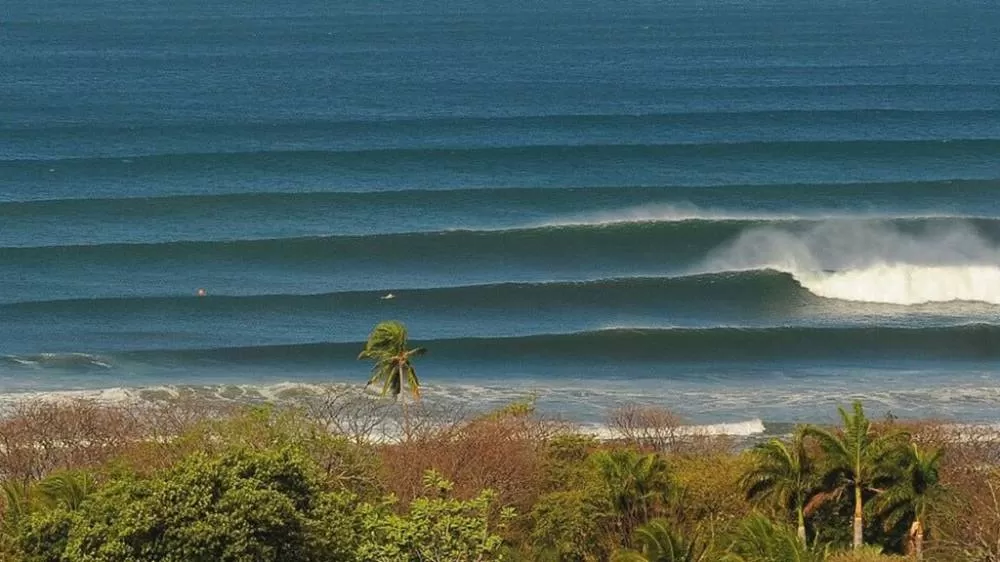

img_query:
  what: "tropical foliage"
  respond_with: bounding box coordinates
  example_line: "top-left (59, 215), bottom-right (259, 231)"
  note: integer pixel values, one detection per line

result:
top-left (613, 518), bottom-right (707, 562)
top-left (874, 444), bottom-right (944, 560)
top-left (802, 402), bottom-right (909, 549)
top-left (592, 450), bottom-right (673, 545)
top-left (740, 430), bottom-right (815, 543)
top-left (0, 395), bottom-right (974, 562)
top-left (723, 513), bottom-right (826, 562)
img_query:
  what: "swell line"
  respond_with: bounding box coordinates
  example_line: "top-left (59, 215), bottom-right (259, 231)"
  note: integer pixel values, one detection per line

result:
top-left (4, 108), bottom-right (998, 132)
top-left (115, 324), bottom-right (1000, 363)
top-left (4, 138), bottom-right (1000, 165)
top-left (5, 216), bottom-right (1000, 254)
top-left (2, 178), bottom-right (999, 209)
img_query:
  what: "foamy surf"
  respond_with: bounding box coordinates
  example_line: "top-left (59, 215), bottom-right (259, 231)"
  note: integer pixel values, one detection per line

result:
top-left (703, 218), bottom-right (1000, 305)
top-left (580, 418), bottom-right (766, 440)
top-left (792, 264), bottom-right (1000, 305)
top-left (1, 353), bottom-right (113, 370)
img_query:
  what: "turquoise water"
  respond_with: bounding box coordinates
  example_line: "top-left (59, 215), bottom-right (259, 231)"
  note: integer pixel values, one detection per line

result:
top-left (3, 0), bottom-right (1000, 428)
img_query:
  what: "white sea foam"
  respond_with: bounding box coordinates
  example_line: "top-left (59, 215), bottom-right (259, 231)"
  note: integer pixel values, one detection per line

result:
top-left (684, 418), bottom-right (766, 437)
top-left (1, 352), bottom-right (113, 369)
top-left (792, 264), bottom-right (1000, 305)
top-left (703, 219), bottom-right (1000, 305)
top-left (580, 418), bottom-right (766, 440)
top-left (542, 203), bottom-right (775, 226)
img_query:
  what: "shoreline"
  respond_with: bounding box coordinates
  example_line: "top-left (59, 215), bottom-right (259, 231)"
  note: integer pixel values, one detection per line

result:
top-left (4, 381), bottom-right (1000, 444)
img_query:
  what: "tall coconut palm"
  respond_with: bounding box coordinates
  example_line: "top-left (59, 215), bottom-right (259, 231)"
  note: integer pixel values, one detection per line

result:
top-left (592, 450), bottom-right (673, 545)
top-left (358, 320), bottom-right (426, 437)
top-left (740, 429), bottom-right (815, 544)
top-left (358, 320), bottom-right (425, 399)
top-left (875, 443), bottom-right (944, 560)
top-left (801, 401), bottom-right (908, 549)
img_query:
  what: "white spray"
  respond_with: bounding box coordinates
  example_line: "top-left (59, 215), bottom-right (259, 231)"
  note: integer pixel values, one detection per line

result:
top-left (703, 220), bottom-right (1000, 305)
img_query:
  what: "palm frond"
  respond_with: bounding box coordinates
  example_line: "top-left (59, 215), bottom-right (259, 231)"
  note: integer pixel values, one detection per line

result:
top-left (405, 365), bottom-right (421, 399)
top-left (723, 514), bottom-right (824, 562)
top-left (37, 471), bottom-right (95, 511)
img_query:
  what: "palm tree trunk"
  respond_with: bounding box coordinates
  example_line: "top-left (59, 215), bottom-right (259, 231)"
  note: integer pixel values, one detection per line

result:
top-left (401, 395), bottom-right (411, 442)
top-left (797, 506), bottom-right (807, 545)
top-left (852, 485), bottom-right (863, 549)
top-left (910, 519), bottom-right (924, 560)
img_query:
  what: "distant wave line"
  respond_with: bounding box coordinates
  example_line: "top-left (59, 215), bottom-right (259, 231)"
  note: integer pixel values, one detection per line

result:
top-left (4, 215), bottom-right (1000, 253)
top-left (2, 178), bottom-right (998, 208)
top-left (6, 264), bottom-right (1000, 310)
top-left (96, 324), bottom-right (1000, 363)
top-left (4, 138), bottom-right (1000, 165)
top-left (0, 271), bottom-right (792, 310)
top-left (4, 107), bottom-right (999, 134)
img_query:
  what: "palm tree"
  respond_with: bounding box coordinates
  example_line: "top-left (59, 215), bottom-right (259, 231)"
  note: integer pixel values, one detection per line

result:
top-left (592, 450), bottom-right (673, 545)
top-left (875, 443), bottom-right (944, 560)
top-left (1, 480), bottom-right (32, 533)
top-left (36, 471), bottom-right (96, 511)
top-left (801, 401), bottom-right (908, 549)
top-left (1, 472), bottom-right (95, 544)
top-left (613, 518), bottom-right (707, 562)
top-left (740, 430), bottom-right (815, 544)
top-left (723, 514), bottom-right (825, 562)
top-left (358, 320), bottom-right (426, 437)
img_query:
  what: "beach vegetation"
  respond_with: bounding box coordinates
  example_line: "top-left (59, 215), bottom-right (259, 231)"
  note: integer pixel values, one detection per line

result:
top-left (740, 429), bottom-right (816, 543)
top-left (722, 513), bottom-right (825, 562)
top-left (0, 395), bottom-right (990, 562)
top-left (358, 320), bottom-right (426, 440)
top-left (612, 518), bottom-right (708, 562)
top-left (801, 402), bottom-right (909, 549)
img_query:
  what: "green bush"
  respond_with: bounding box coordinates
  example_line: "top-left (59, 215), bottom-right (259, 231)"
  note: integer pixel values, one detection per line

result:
top-left (8, 446), bottom-right (512, 562)
top-left (529, 489), bottom-right (614, 561)
top-left (356, 470), bottom-right (513, 562)
top-left (46, 447), bottom-right (333, 562)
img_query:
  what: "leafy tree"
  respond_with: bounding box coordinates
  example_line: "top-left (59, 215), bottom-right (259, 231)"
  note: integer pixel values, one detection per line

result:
top-left (740, 430), bottom-right (815, 543)
top-left (802, 402), bottom-right (908, 549)
top-left (529, 489), bottom-right (614, 561)
top-left (592, 450), bottom-right (672, 546)
top-left (358, 470), bottom-right (513, 562)
top-left (723, 514), bottom-right (825, 562)
top-left (874, 444), bottom-right (944, 560)
top-left (612, 518), bottom-right (708, 562)
top-left (540, 433), bottom-right (600, 493)
top-left (49, 447), bottom-right (339, 562)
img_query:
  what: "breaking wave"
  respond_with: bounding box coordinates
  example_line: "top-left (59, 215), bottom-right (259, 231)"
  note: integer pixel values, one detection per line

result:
top-left (704, 219), bottom-right (1000, 305)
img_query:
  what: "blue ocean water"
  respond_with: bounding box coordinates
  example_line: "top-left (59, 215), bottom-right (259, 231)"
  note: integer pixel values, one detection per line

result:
top-left (3, 0), bottom-right (1000, 428)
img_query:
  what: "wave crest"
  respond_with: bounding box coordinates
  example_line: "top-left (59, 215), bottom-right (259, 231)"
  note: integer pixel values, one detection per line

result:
top-left (704, 219), bottom-right (1000, 305)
